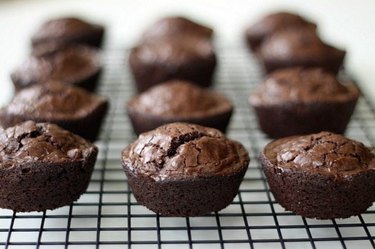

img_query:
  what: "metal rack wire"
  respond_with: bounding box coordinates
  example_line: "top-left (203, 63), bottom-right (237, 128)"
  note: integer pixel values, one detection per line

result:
top-left (1, 44), bottom-right (375, 249)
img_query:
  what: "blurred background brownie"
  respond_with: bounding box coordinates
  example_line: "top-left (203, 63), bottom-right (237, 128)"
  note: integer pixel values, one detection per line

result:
top-left (129, 36), bottom-right (216, 92)
top-left (0, 121), bottom-right (98, 212)
top-left (127, 80), bottom-right (233, 134)
top-left (31, 17), bottom-right (105, 49)
top-left (141, 16), bottom-right (213, 42)
top-left (249, 67), bottom-right (359, 138)
top-left (11, 44), bottom-right (101, 92)
top-left (245, 11), bottom-right (316, 52)
top-left (122, 122), bottom-right (249, 216)
top-left (259, 28), bottom-right (346, 74)
top-left (261, 131), bottom-right (375, 219)
top-left (0, 82), bottom-right (109, 142)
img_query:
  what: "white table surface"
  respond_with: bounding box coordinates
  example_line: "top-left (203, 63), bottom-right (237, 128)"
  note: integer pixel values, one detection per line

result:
top-left (0, 0), bottom-right (375, 106)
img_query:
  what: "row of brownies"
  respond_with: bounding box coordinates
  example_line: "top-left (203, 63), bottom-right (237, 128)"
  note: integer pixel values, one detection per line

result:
top-left (0, 17), bottom-right (108, 211)
top-left (246, 12), bottom-right (371, 219)
top-left (1, 13), bottom-right (374, 222)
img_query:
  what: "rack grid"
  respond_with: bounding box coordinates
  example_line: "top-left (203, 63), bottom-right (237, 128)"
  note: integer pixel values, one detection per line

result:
top-left (1, 44), bottom-right (375, 249)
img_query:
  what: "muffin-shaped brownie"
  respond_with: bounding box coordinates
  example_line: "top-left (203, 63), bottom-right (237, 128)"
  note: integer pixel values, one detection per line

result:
top-left (127, 80), bottom-right (233, 134)
top-left (122, 123), bottom-right (249, 216)
top-left (129, 36), bottom-right (216, 92)
top-left (141, 16), bottom-right (213, 41)
top-left (261, 131), bottom-right (375, 219)
top-left (249, 68), bottom-right (359, 138)
top-left (259, 28), bottom-right (345, 74)
top-left (0, 82), bottom-right (108, 142)
top-left (11, 44), bottom-right (101, 92)
top-left (245, 12), bottom-right (316, 52)
top-left (0, 121), bottom-right (98, 212)
top-left (31, 17), bottom-right (105, 49)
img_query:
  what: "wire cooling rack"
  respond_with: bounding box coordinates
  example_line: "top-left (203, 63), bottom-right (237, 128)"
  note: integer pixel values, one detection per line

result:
top-left (1, 43), bottom-right (375, 249)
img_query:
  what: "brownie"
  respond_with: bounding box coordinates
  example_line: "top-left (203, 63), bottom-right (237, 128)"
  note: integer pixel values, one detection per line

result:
top-left (259, 28), bottom-right (346, 74)
top-left (127, 80), bottom-right (233, 134)
top-left (141, 16), bottom-right (213, 41)
top-left (244, 11), bottom-right (316, 52)
top-left (11, 44), bottom-right (101, 92)
top-left (122, 123), bottom-right (249, 216)
top-left (129, 36), bottom-right (216, 92)
top-left (31, 17), bottom-right (105, 49)
top-left (0, 82), bottom-right (109, 142)
top-left (249, 68), bottom-right (359, 138)
top-left (261, 131), bottom-right (375, 219)
top-left (0, 121), bottom-right (98, 212)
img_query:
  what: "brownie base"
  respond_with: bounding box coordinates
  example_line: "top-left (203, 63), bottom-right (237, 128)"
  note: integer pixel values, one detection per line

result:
top-left (0, 100), bottom-right (109, 142)
top-left (124, 165), bottom-right (247, 216)
top-left (74, 67), bottom-right (102, 93)
top-left (251, 99), bottom-right (358, 138)
top-left (260, 154), bottom-right (375, 219)
top-left (127, 108), bottom-right (233, 135)
top-left (245, 35), bottom-right (261, 52)
top-left (0, 152), bottom-right (97, 212)
top-left (128, 51), bottom-right (217, 92)
top-left (261, 51), bottom-right (345, 75)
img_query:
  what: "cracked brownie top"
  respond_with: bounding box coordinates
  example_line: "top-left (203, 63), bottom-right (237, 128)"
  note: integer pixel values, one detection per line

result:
top-left (263, 131), bottom-right (375, 175)
top-left (11, 44), bottom-right (100, 88)
top-left (122, 123), bottom-right (249, 181)
top-left (1, 82), bottom-right (107, 120)
top-left (31, 17), bottom-right (103, 46)
top-left (259, 28), bottom-right (344, 61)
top-left (127, 80), bottom-right (233, 117)
top-left (141, 16), bottom-right (213, 41)
top-left (250, 68), bottom-right (359, 105)
top-left (130, 36), bottom-right (214, 67)
top-left (0, 121), bottom-right (97, 168)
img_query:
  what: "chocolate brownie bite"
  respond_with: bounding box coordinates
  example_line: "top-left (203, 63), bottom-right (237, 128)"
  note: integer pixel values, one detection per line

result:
top-left (249, 68), bottom-right (359, 138)
top-left (261, 131), bottom-right (375, 219)
top-left (127, 80), bottom-right (233, 134)
top-left (122, 123), bottom-right (250, 216)
top-left (244, 11), bottom-right (316, 52)
top-left (11, 44), bottom-right (101, 92)
top-left (31, 17), bottom-right (105, 49)
top-left (0, 121), bottom-right (98, 212)
top-left (129, 36), bottom-right (216, 92)
top-left (141, 16), bottom-right (213, 41)
top-left (259, 28), bottom-right (345, 74)
top-left (0, 82), bottom-right (108, 142)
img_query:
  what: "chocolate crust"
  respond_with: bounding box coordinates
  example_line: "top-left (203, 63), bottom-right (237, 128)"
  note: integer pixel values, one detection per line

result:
top-left (245, 12), bottom-right (316, 52)
top-left (141, 16), bottom-right (213, 42)
top-left (124, 160), bottom-right (247, 216)
top-left (126, 80), bottom-right (233, 134)
top-left (0, 83), bottom-right (109, 142)
top-left (11, 45), bottom-right (102, 92)
top-left (259, 29), bottom-right (346, 74)
top-left (0, 103), bottom-right (108, 142)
